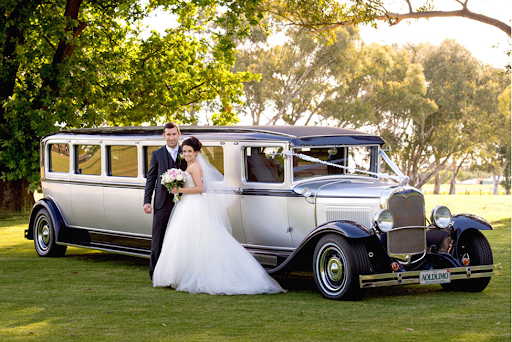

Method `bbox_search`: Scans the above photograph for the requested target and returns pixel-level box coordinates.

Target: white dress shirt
[166,145,179,162]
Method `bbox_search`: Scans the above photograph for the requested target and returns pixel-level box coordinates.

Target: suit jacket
[144,145,187,210]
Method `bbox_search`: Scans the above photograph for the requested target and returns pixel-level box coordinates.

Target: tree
[402,40,509,190]
[234,24,362,125]
[471,84,511,195]
[260,0,511,36]
[0,0,262,212]
[259,0,511,73]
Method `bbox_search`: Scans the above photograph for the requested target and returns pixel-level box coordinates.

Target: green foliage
[234,23,363,125]
[0,0,263,197]
[234,22,509,189]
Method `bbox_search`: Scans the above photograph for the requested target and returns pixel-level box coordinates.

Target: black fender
[452,213,493,234]
[27,198,66,243]
[427,213,493,261]
[427,213,493,246]
[269,220,381,274]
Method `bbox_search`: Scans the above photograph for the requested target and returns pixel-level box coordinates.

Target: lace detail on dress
[182,172,195,188]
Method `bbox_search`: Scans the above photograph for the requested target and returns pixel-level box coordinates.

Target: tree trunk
[434,168,441,194]
[449,162,457,195]
[492,171,500,195]
[0,179,35,213]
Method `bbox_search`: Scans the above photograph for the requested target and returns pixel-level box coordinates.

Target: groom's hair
[163,122,180,134]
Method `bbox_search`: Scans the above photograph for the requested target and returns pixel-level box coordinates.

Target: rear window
[49,144,70,173]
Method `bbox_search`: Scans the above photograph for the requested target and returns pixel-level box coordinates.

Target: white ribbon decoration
[283,149,409,185]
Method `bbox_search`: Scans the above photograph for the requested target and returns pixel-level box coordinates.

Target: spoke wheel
[313,234,370,300]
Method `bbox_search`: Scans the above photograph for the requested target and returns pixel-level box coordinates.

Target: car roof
[47,125,385,146]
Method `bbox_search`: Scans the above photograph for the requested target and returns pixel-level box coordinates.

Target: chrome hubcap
[317,243,348,294]
[36,217,50,251]
[327,256,343,282]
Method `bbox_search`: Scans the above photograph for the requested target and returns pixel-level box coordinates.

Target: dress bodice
[183,172,195,188]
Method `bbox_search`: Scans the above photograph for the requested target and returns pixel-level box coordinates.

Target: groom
[144,122,187,280]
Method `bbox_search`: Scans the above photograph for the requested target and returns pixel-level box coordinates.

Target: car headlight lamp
[373,209,394,233]
[430,205,452,228]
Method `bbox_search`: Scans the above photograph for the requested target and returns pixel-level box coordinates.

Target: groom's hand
[143,203,152,214]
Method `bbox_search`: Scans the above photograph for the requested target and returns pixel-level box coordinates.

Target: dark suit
[144,145,187,279]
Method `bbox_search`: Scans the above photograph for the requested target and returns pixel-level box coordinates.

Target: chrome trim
[316,242,348,295]
[57,242,150,258]
[43,178,145,189]
[380,186,424,210]
[61,224,151,239]
[242,244,295,253]
[386,226,427,265]
[359,264,502,288]
[430,205,452,229]
[373,209,394,233]
[35,216,51,252]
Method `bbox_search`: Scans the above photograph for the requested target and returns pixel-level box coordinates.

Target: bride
[152,136,285,295]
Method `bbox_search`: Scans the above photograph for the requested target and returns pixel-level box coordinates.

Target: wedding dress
[152,156,285,295]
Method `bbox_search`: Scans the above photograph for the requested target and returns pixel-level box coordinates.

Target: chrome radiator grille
[325,207,371,228]
[387,227,426,255]
[388,192,425,228]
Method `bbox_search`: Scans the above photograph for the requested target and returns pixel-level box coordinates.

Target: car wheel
[441,230,493,292]
[313,234,370,300]
[33,208,67,257]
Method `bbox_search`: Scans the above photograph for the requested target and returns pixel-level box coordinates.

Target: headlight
[430,205,452,228]
[373,209,394,233]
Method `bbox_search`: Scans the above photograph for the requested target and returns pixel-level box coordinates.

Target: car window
[107,145,138,177]
[75,145,101,175]
[293,146,378,180]
[144,146,159,177]
[244,146,285,183]
[49,143,70,173]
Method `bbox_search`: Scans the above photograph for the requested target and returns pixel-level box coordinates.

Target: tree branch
[272,2,511,36]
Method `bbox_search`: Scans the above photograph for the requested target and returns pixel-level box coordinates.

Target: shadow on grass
[63,249,149,267]
[272,271,452,301]
[490,218,511,230]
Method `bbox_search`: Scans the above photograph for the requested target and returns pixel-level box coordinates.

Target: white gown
[152,172,285,295]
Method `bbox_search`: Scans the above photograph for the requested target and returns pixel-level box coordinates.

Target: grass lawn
[0,195,510,341]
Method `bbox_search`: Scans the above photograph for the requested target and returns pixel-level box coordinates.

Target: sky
[357,0,511,69]
[143,1,511,125]
[144,1,511,68]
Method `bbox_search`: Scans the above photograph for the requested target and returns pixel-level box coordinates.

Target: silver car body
[27,126,501,299]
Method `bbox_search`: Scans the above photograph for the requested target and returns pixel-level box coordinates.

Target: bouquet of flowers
[161,168,186,203]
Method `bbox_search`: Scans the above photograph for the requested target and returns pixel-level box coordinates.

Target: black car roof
[52,125,385,146]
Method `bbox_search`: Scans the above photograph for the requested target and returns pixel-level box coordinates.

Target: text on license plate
[419,269,451,285]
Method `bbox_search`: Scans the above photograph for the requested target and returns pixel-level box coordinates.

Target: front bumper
[359,264,502,288]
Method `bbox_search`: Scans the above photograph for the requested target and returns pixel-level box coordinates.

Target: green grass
[0,195,510,341]
[422,183,507,195]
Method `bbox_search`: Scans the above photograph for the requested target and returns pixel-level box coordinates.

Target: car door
[239,143,294,249]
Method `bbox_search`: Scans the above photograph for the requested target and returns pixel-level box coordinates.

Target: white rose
[176,173,184,181]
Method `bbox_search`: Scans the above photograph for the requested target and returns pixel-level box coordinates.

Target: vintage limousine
[26,125,501,300]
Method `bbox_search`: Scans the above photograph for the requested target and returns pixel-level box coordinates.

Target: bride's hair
[182,136,202,152]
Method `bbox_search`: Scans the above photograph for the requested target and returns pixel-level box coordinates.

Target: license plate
[419,269,451,285]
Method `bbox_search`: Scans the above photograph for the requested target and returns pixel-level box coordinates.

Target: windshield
[292,146,379,181]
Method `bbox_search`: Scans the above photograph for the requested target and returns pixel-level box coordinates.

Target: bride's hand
[171,187,180,194]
